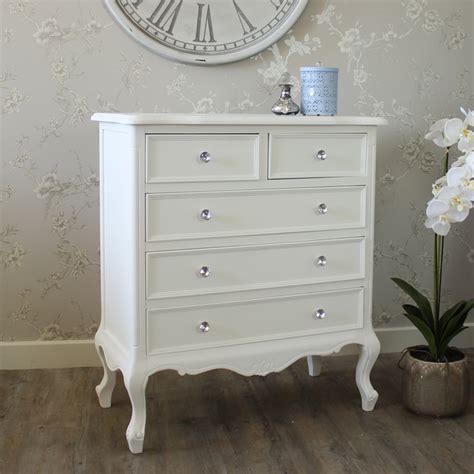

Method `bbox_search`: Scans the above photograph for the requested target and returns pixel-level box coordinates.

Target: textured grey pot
[401,349,470,417]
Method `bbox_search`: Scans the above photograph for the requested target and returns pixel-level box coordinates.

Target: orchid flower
[425,118,462,147]
[447,164,474,201]
[425,199,452,236]
[424,108,474,235]
[425,185,472,235]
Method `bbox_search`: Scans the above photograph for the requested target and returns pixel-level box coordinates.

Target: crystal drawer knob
[199,266,210,278]
[314,309,326,320]
[200,151,211,163]
[316,150,327,160]
[316,256,327,267]
[199,321,210,333]
[318,204,328,214]
[200,209,213,220]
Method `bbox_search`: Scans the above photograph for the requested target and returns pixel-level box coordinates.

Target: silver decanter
[272,74,300,115]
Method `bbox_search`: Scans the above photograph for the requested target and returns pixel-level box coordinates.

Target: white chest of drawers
[91,113,386,454]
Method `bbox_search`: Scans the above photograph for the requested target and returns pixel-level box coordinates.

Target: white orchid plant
[392,108,474,362]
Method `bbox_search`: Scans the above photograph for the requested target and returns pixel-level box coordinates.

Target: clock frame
[104,0,308,65]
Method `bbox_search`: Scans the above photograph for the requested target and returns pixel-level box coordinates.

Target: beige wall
[1,0,473,342]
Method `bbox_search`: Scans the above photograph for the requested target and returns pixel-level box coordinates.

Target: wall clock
[104,0,308,65]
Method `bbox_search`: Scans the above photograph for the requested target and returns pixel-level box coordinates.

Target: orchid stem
[433,148,450,346]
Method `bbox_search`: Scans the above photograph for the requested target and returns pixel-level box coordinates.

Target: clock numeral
[270,0,284,9]
[194,3,216,43]
[131,0,144,8]
[148,0,183,35]
[233,0,256,36]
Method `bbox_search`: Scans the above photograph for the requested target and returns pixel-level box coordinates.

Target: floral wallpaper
[0,0,472,342]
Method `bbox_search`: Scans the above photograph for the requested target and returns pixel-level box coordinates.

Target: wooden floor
[1,351,473,474]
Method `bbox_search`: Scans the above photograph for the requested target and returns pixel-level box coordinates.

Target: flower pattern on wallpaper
[0,0,472,340]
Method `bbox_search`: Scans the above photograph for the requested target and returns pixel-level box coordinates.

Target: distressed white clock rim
[103,0,309,65]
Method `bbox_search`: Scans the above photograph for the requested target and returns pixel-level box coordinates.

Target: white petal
[463,188,474,201]
[466,151,474,164]
[429,118,448,132]
[437,186,460,201]
[458,134,474,153]
[426,199,450,218]
[444,118,464,144]
[433,136,448,148]
[447,207,470,222]
[432,219,451,236]
[425,217,437,228]
[425,130,442,140]
[447,166,469,187]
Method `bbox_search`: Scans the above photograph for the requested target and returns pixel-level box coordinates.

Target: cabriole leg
[356,333,381,411]
[307,355,322,377]
[95,345,117,409]
[124,373,149,454]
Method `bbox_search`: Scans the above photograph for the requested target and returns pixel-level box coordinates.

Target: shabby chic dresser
[91,113,386,453]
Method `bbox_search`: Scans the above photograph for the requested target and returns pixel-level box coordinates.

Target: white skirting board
[1,325,473,370]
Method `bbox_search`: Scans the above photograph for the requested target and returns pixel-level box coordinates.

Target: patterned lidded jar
[300,66,339,116]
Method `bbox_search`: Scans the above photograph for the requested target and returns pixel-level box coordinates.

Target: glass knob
[314,309,326,320]
[200,151,211,163]
[199,266,210,278]
[318,204,328,214]
[316,256,327,267]
[199,321,210,332]
[317,150,327,160]
[200,209,213,220]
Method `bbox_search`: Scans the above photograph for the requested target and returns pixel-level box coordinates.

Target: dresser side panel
[364,127,378,330]
[100,126,139,349]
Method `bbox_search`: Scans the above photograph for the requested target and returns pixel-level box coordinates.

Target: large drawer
[269,133,367,179]
[146,134,259,183]
[146,238,365,299]
[146,187,366,242]
[147,287,364,354]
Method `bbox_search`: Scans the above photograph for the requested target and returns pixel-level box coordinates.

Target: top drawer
[269,133,367,179]
[146,134,259,183]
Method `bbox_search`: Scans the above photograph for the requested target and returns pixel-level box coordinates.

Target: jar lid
[300,66,339,72]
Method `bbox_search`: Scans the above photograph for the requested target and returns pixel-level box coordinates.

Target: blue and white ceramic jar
[300,66,339,116]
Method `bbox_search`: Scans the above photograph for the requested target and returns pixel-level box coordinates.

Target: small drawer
[147,288,364,354]
[146,187,366,242]
[146,238,365,299]
[269,133,367,179]
[146,134,259,183]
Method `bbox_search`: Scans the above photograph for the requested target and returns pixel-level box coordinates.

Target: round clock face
[105,0,308,65]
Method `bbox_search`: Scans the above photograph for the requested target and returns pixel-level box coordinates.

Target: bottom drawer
[147,288,364,355]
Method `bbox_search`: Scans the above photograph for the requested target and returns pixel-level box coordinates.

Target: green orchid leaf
[463,299,474,314]
[439,300,467,335]
[392,278,434,330]
[402,304,435,332]
[440,311,470,347]
[438,326,468,357]
[403,312,437,358]
[439,299,474,344]
[402,304,424,319]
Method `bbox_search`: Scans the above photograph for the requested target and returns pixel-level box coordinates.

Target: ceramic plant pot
[400,347,470,417]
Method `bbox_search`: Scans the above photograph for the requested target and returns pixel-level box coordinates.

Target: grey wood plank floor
[0,351,473,474]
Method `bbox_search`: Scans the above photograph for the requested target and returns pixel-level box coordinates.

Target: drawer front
[147,288,364,354]
[269,133,367,179]
[146,187,366,242]
[146,238,365,299]
[146,134,259,183]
